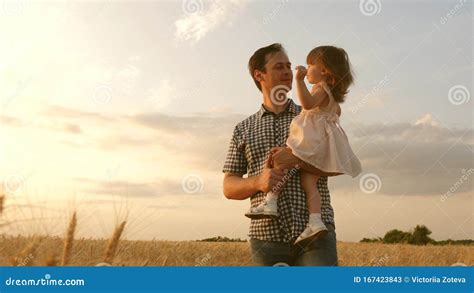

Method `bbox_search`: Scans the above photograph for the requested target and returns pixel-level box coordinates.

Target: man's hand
[256,152,286,193]
[271,147,301,170]
[295,65,307,81]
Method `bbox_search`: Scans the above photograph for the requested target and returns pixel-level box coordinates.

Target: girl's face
[306,60,332,85]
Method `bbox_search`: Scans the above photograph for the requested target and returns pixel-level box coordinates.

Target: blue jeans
[249,224,338,266]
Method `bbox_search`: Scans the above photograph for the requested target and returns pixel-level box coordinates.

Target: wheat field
[1,235,472,266]
[0,195,472,266]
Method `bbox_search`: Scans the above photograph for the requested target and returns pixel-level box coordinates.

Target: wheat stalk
[140,259,149,266]
[103,221,126,264]
[162,255,169,266]
[45,254,58,266]
[0,195,5,229]
[0,195,4,215]
[61,212,77,266]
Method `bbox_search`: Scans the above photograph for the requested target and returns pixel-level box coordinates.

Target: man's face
[259,51,293,91]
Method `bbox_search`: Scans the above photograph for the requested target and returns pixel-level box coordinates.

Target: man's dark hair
[248,43,286,91]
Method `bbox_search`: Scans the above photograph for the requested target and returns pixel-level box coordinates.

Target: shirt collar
[257,99,297,118]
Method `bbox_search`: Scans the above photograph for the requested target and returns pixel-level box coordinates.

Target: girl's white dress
[286,82,362,177]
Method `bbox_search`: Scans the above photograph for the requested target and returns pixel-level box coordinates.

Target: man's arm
[271,147,342,177]
[223,173,260,200]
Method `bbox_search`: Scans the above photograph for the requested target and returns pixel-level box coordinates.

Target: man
[222,43,339,266]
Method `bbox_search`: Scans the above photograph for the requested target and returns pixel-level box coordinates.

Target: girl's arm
[296,81,328,110]
[294,66,328,110]
[270,146,343,177]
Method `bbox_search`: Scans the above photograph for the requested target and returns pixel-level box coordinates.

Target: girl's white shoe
[245,193,279,219]
[294,214,328,246]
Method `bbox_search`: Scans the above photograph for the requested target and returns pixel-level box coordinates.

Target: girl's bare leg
[301,171,321,214]
[295,170,328,245]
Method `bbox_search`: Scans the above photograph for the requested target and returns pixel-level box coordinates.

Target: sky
[0,0,472,242]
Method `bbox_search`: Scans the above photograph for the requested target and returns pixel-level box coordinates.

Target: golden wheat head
[61,212,77,266]
[103,221,126,264]
[0,194,4,216]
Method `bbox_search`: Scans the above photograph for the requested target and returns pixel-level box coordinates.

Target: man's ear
[254,70,264,82]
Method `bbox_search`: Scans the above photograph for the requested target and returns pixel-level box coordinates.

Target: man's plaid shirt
[222,99,335,243]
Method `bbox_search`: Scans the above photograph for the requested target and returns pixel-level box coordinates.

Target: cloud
[63,123,82,134]
[74,177,179,198]
[414,113,439,127]
[43,105,115,123]
[130,111,243,134]
[333,113,473,196]
[11,104,472,198]
[68,111,245,155]
[0,115,24,127]
[175,0,246,43]
[73,174,220,199]
[127,112,245,170]
[38,122,83,135]
[90,110,473,197]
[1,110,83,135]
[146,79,176,110]
[350,114,472,144]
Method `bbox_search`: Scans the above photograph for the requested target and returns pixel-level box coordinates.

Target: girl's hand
[256,152,285,193]
[270,147,301,170]
[295,65,307,81]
